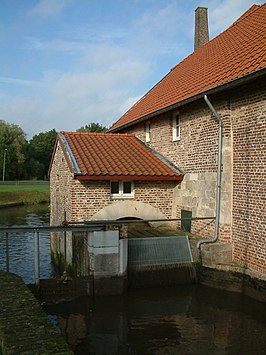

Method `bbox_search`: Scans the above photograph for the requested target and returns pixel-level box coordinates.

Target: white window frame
[172,113,180,141]
[145,122,151,143]
[110,181,134,199]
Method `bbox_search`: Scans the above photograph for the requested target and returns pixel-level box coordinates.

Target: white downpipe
[197,95,223,249]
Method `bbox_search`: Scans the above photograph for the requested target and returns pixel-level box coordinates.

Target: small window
[110,181,119,194]
[146,122,151,142]
[123,181,132,194]
[172,113,180,141]
[110,181,134,198]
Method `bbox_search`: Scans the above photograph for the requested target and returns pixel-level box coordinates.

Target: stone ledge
[0,271,72,354]
[199,266,266,303]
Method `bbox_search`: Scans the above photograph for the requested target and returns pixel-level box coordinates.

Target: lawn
[0,183,50,205]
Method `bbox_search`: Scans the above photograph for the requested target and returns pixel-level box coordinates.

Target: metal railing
[0,216,214,285]
[0,224,105,285]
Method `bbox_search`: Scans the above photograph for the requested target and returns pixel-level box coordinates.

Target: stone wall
[123,77,266,277]
[0,271,72,354]
[125,96,233,243]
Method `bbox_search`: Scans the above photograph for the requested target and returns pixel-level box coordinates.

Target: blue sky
[0,0,263,138]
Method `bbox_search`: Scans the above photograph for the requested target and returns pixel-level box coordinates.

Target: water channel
[0,204,51,283]
[0,205,266,354]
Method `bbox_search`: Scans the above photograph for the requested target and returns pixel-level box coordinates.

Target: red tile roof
[59,131,183,181]
[110,4,266,131]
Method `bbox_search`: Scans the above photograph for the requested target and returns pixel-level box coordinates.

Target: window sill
[110,195,134,200]
[173,137,180,142]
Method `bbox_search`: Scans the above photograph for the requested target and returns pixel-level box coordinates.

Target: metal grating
[128,236,193,266]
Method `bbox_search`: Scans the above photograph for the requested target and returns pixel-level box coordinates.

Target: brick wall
[124,77,266,276]
[125,96,233,244]
[50,144,178,223]
[50,77,265,277]
[231,78,266,275]
[50,141,73,225]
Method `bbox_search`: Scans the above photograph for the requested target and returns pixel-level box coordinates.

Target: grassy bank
[0,183,50,205]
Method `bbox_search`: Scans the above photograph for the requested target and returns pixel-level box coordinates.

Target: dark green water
[45,284,266,355]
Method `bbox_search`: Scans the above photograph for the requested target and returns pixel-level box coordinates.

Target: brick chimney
[194,7,209,50]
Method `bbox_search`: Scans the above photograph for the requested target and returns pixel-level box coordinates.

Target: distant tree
[76,122,108,133]
[0,120,27,180]
[26,129,57,179]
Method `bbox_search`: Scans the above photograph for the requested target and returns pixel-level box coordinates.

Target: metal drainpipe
[197,95,223,249]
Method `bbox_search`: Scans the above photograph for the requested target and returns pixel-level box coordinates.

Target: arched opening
[116,216,143,221]
[91,200,167,222]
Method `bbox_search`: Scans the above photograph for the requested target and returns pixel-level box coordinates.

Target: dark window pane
[176,115,180,128]
[111,181,119,194]
[123,181,132,194]
[181,210,192,232]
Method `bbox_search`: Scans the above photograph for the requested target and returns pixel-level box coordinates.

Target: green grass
[0,183,50,205]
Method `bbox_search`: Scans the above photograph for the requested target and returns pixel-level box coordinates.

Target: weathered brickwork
[50,141,73,225]
[50,145,178,224]
[50,76,265,278]
[126,78,265,276]
[230,78,266,275]
[70,180,177,221]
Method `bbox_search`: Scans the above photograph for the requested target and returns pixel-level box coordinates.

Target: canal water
[1,206,266,354]
[0,204,51,283]
[44,284,266,355]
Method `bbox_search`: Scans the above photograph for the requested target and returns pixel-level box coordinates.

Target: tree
[76,122,108,133]
[0,120,27,180]
[26,129,57,179]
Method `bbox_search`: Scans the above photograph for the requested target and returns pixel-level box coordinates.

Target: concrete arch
[91,200,167,221]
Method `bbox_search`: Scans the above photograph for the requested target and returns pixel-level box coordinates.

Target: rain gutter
[197,95,222,249]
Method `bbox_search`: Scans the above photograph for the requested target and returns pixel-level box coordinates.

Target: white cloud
[206,0,263,37]
[118,96,142,116]
[0,41,150,137]
[29,0,70,18]
[3,0,262,139]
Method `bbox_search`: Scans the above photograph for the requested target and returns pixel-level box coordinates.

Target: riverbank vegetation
[0,183,50,205]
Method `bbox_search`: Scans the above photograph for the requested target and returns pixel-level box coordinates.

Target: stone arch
[91,200,167,221]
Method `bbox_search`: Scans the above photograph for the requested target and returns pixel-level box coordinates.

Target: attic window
[172,113,180,141]
[110,181,134,198]
[146,122,151,143]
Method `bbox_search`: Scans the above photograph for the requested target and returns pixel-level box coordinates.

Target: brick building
[50,4,266,278]
[49,132,183,225]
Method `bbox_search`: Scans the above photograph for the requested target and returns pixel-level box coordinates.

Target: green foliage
[76,122,108,133]
[26,129,57,179]
[0,183,50,205]
[0,120,27,180]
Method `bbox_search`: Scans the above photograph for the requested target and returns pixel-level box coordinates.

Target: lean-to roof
[56,131,183,181]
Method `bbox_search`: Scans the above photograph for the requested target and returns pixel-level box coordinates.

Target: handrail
[0,216,215,233]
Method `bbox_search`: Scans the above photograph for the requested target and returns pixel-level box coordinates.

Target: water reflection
[44,285,266,355]
[0,204,51,283]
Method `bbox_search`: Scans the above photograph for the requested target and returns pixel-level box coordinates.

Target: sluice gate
[1,223,197,298]
[128,236,196,288]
